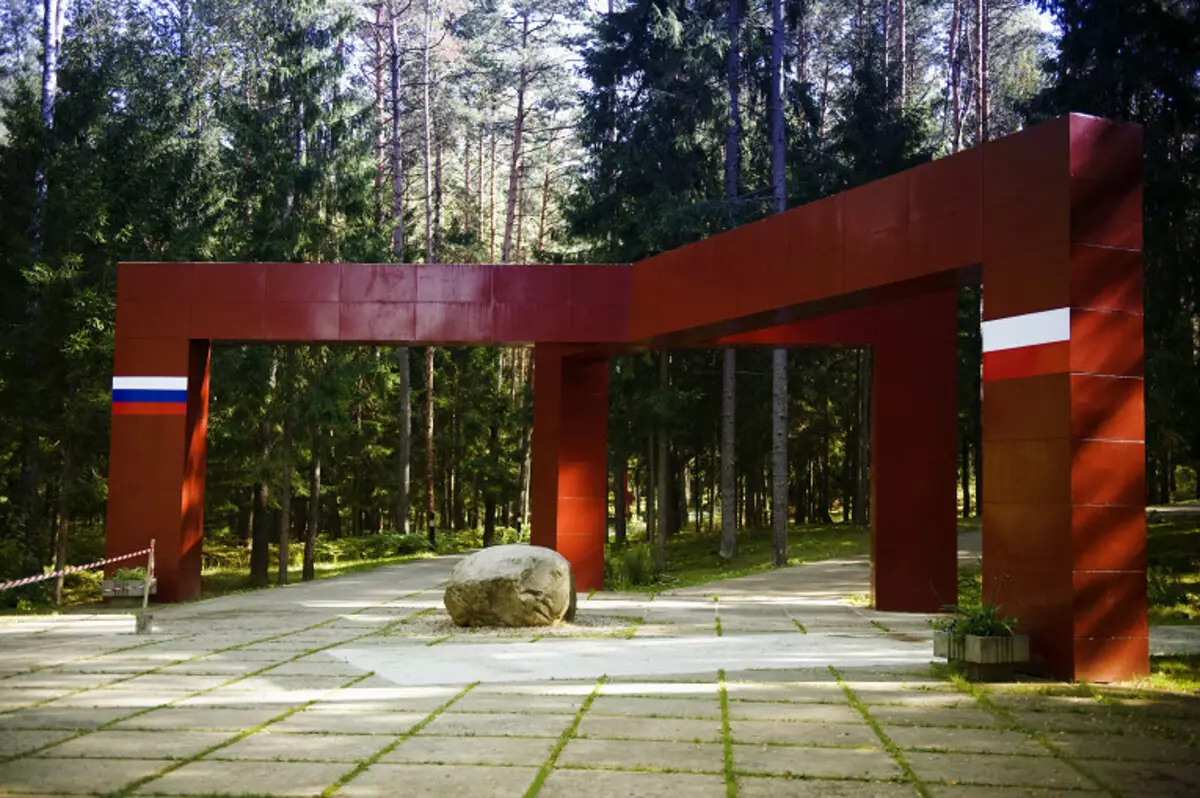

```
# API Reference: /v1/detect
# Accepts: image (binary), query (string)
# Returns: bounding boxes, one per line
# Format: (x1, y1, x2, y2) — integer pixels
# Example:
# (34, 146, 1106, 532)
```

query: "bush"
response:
(934, 601, 1017, 641)
(1148, 566, 1189, 609)
(605, 543, 662, 590)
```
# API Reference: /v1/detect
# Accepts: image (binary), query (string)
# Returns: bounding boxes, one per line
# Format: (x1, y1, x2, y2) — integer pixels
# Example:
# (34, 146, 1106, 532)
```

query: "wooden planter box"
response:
(101, 578, 156, 598)
(935, 631, 1029, 681)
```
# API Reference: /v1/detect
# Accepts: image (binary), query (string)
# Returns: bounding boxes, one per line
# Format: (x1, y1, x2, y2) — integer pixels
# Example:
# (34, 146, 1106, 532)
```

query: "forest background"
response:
(0, 0, 1196, 601)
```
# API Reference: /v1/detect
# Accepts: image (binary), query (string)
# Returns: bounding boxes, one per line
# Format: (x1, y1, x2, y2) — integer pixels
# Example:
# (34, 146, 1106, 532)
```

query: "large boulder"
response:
(444, 545, 576, 628)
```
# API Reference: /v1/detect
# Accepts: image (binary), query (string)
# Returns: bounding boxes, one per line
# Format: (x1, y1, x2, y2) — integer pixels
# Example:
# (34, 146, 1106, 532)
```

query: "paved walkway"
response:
(1, 548, 1198, 797)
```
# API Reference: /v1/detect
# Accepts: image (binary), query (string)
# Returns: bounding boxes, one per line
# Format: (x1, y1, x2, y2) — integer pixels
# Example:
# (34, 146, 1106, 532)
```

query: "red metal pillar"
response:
(981, 115, 1147, 681)
(105, 337, 211, 602)
(531, 345, 609, 590)
(870, 290, 960, 612)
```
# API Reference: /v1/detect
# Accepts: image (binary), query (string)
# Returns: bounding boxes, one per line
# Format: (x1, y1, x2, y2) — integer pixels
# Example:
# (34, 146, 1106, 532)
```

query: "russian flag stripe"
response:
(981, 308, 1070, 353)
(113, 402, 187, 417)
(112, 389, 188, 404)
(112, 376, 188, 391)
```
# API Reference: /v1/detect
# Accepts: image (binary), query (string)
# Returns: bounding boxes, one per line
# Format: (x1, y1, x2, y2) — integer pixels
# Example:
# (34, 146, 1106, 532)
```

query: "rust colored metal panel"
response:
(569, 265, 631, 342)
(415, 264, 493, 303)
(1071, 440, 1145, 507)
(266, 263, 342, 303)
(1072, 636, 1149, 683)
(870, 291, 958, 612)
(1069, 115, 1143, 180)
(493, 302, 571, 344)
(844, 170, 909, 239)
(180, 340, 211, 601)
(983, 117, 1070, 262)
(1068, 309, 1144, 377)
(982, 244, 1072, 322)
(116, 301, 191, 339)
(414, 302, 495, 344)
(530, 346, 564, 551)
(844, 226, 910, 295)
(340, 264, 417, 302)
(1070, 374, 1144, 442)
(118, 262, 194, 304)
(908, 146, 982, 223)
(1070, 245, 1143, 314)
(1070, 176, 1143, 250)
(106, 338, 195, 602)
(1072, 569, 1148, 639)
(907, 210, 982, 279)
(263, 302, 341, 341)
(190, 301, 265, 340)
(981, 374, 1070, 442)
(492, 265, 571, 305)
(192, 263, 267, 303)
(337, 303, 417, 342)
(114, 337, 191, 374)
(555, 355, 609, 591)
(1072, 505, 1146, 572)
(983, 439, 1073, 505)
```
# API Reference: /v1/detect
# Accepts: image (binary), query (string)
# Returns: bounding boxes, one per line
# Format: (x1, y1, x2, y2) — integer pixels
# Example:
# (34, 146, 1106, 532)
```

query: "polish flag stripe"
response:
(982, 308, 1071, 382)
(981, 307, 1070, 353)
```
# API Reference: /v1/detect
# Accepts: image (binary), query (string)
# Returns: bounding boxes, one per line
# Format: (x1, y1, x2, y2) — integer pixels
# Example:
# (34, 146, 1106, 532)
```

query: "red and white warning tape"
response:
(0, 548, 152, 592)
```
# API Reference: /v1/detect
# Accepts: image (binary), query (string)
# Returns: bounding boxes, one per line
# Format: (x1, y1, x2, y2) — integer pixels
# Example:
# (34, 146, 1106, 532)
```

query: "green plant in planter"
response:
(111, 567, 147, 581)
(934, 601, 1017, 642)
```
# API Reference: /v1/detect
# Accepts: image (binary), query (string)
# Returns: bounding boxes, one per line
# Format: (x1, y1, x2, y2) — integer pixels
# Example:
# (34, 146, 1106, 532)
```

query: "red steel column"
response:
(530, 346, 610, 590)
(105, 337, 211, 602)
(870, 290, 960, 612)
(982, 115, 1146, 681)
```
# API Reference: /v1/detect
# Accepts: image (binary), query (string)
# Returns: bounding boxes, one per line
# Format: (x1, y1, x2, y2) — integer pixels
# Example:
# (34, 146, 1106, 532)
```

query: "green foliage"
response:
(934, 601, 1018, 642)
(111, 567, 147, 581)
(605, 543, 663, 590)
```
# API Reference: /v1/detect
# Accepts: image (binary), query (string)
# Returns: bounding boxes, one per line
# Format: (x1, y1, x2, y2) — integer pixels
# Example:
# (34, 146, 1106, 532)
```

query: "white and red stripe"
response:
(0, 548, 151, 592)
(982, 307, 1071, 381)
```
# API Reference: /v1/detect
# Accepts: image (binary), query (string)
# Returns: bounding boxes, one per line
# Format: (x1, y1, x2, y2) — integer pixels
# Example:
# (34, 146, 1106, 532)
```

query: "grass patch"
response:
(524, 675, 607, 797)
(1146, 520, 1200, 624)
(718, 669, 737, 798)
(792, 619, 807, 634)
(1136, 654, 1200, 694)
(829, 665, 930, 798)
(615, 523, 869, 592)
(199, 551, 436, 600)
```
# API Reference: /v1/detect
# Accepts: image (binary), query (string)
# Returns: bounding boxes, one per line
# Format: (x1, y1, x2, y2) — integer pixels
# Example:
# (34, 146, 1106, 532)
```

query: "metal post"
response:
(136, 539, 155, 634)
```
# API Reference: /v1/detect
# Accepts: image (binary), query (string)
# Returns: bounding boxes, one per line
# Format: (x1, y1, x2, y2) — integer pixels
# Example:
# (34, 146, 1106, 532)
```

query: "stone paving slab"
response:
(926, 788, 1101, 797)
(884, 724, 1048, 756)
(1045, 730, 1200, 762)
(730, 718, 877, 748)
(49, 687, 193, 710)
(733, 744, 901, 779)
(576, 715, 721, 743)
(727, 700, 862, 723)
(420, 711, 574, 738)
(336, 763, 540, 797)
(538, 768, 726, 798)
(30, 729, 234, 760)
(1083, 759, 1200, 796)
(587, 696, 722, 720)
(209, 730, 393, 762)
(1009, 709, 1132, 735)
(0, 707, 132, 730)
(382, 734, 555, 766)
(558, 737, 724, 773)
(447, 692, 583, 715)
(109, 707, 284, 732)
(867, 704, 1002, 728)
(738, 777, 918, 797)
(0, 729, 76, 758)
(131, 759, 349, 796)
(268, 709, 426, 735)
(905, 750, 1093, 790)
(0, 756, 170, 795)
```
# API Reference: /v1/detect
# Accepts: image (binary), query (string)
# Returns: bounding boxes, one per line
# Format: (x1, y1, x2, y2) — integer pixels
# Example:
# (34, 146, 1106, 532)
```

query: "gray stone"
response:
(131, 759, 348, 796)
(739, 777, 916, 797)
(443, 545, 574, 627)
(730, 720, 876, 748)
(539, 769, 726, 797)
(0, 729, 76, 758)
(419, 710, 574, 738)
(905, 751, 1092, 790)
(210, 731, 392, 762)
(884, 725, 1047, 756)
(336, 763, 540, 797)
(33, 729, 234, 760)
(382, 735, 554, 765)
(562, 737, 724, 773)
(733, 744, 900, 779)
(0, 756, 170, 795)
(576, 715, 721, 743)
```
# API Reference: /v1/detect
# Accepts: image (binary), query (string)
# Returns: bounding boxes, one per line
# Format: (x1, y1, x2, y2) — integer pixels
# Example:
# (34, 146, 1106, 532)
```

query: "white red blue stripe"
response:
(112, 376, 189, 415)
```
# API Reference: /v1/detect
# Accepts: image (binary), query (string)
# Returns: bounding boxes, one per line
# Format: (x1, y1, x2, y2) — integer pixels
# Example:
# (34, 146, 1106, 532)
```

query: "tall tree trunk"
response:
(536, 159, 552, 255)
(655, 352, 669, 567)
(720, 348, 737, 559)
(514, 157, 525, 262)
(501, 13, 530, 263)
(251, 357, 278, 588)
(463, 133, 471, 235)
(396, 346, 411, 534)
(854, 350, 872, 525)
(974, 0, 984, 144)
(770, 0, 788, 567)
(278, 346, 297, 585)
(421, 0, 433, 261)
(949, 0, 962, 152)
(374, 3, 386, 225)
(425, 347, 436, 546)
(304, 444, 320, 582)
(489, 117, 497, 261)
(961, 435, 972, 519)
(980, 0, 989, 142)
(881, 0, 890, 92)
(725, 0, 741, 202)
(898, 0, 906, 104)
(433, 128, 443, 263)
(615, 461, 627, 545)
(53, 442, 70, 605)
(477, 124, 485, 240)
(389, 0, 406, 261)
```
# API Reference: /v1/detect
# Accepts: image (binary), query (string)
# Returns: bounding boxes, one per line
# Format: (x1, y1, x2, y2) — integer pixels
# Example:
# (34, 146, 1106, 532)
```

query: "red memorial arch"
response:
(106, 114, 1147, 681)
